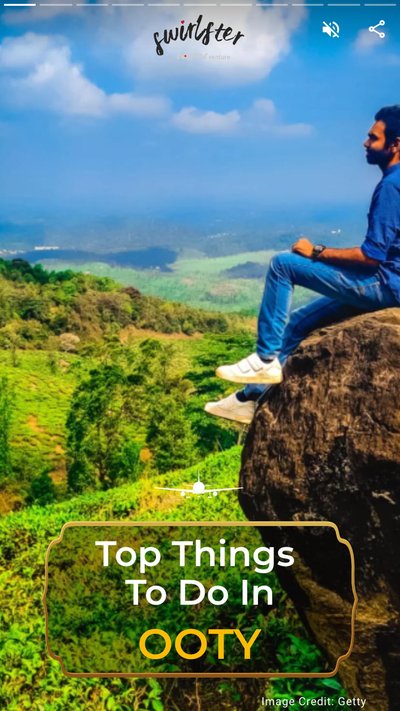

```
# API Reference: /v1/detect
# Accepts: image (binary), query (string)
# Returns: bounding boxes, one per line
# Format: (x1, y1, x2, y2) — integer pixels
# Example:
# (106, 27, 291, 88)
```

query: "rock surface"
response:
(239, 308, 400, 710)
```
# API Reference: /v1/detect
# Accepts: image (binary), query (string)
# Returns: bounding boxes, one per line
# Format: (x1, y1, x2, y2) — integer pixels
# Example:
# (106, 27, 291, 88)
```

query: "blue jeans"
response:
(243, 251, 399, 400)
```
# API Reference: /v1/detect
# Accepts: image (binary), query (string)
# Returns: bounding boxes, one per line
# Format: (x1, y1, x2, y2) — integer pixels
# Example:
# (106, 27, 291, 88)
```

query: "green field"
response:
(42, 251, 314, 315)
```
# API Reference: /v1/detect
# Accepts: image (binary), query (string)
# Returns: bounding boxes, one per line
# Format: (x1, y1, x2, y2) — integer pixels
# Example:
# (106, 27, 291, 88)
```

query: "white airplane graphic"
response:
(155, 474, 242, 498)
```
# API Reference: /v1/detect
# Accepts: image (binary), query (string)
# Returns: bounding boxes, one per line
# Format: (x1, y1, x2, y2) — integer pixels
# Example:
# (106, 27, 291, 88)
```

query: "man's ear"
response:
(392, 136, 400, 155)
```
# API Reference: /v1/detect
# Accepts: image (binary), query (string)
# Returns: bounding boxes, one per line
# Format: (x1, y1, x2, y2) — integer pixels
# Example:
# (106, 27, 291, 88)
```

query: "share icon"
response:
(369, 20, 385, 39)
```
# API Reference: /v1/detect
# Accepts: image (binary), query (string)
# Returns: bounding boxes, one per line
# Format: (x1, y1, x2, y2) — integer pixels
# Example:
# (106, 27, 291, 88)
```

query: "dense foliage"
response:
(0, 258, 244, 349)
(0, 450, 345, 710)
(0, 259, 254, 505)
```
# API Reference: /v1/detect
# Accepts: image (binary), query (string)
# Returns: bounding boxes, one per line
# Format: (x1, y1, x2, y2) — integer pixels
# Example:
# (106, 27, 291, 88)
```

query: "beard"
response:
(366, 148, 391, 165)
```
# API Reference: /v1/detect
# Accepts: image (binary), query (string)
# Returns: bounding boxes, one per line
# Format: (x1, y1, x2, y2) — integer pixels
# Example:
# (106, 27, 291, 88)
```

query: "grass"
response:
(0, 351, 77, 484)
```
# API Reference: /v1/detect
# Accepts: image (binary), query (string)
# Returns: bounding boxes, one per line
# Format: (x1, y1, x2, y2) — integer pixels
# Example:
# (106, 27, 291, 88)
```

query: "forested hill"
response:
(0, 258, 246, 349)
(0, 257, 255, 516)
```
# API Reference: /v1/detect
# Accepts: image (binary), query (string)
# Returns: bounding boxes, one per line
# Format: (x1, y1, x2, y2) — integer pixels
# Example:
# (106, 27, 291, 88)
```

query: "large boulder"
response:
(239, 308, 400, 710)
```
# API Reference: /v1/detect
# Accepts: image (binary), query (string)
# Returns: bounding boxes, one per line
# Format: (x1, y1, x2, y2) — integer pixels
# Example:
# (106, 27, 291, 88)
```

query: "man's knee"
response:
(269, 250, 297, 275)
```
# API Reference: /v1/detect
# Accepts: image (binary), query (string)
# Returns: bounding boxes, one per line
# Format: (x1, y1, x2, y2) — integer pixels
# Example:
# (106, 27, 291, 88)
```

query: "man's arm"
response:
(292, 238, 379, 267)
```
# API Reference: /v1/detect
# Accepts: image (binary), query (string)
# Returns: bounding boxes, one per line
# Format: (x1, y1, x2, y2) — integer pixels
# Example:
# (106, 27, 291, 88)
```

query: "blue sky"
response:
(0, 3, 400, 220)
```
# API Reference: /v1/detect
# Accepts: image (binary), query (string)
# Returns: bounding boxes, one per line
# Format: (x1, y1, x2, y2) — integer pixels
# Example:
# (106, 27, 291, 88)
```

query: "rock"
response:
(239, 308, 400, 710)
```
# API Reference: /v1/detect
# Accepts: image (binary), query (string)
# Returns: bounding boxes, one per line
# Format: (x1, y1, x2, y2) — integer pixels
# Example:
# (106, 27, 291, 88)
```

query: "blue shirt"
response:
(361, 163, 400, 301)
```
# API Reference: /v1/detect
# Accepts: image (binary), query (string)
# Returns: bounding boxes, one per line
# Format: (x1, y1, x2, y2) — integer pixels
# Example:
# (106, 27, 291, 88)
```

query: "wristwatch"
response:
(312, 244, 326, 260)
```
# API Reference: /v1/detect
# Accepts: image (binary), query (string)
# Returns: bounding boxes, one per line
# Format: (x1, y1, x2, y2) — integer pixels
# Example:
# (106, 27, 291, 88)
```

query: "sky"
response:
(0, 2, 400, 221)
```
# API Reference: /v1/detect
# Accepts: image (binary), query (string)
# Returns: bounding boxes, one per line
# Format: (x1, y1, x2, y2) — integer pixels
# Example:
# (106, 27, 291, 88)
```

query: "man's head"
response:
(364, 105, 400, 169)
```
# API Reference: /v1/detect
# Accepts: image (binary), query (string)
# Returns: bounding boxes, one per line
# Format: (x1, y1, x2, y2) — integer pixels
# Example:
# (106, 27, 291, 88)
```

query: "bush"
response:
(26, 469, 56, 506)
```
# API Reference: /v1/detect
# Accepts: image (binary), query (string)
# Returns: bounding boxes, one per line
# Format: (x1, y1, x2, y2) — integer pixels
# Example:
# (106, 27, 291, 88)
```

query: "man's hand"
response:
(292, 239, 379, 266)
(291, 237, 314, 258)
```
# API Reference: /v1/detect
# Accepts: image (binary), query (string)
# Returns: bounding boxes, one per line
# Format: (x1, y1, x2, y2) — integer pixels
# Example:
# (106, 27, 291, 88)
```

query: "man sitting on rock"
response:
(205, 105, 400, 424)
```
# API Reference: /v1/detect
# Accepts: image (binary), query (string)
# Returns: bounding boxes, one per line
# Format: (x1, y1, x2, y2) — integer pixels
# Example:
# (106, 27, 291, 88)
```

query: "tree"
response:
(66, 452, 93, 494)
(0, 377, 13, 481)
(66, 364, 141, 492)
(146, 394, 198, 473)
(26, 469, 56, 506)
(107, 440, 142, 486)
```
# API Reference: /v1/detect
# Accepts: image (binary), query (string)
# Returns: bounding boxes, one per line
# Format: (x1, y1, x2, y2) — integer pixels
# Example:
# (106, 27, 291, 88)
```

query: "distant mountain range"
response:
(0, 204, 366, 259)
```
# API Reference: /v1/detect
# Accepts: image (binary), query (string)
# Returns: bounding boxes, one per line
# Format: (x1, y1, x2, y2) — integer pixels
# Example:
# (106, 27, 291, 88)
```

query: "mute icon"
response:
(322, 21, 340, 39)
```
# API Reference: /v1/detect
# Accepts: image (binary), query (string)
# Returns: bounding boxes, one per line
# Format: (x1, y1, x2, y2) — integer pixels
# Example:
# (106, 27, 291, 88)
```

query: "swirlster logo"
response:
(153, 15, 245, 56)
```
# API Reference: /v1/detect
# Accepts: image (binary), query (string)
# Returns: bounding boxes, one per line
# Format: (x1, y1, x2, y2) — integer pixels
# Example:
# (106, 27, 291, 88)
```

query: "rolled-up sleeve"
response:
(361, 181, 400, 262)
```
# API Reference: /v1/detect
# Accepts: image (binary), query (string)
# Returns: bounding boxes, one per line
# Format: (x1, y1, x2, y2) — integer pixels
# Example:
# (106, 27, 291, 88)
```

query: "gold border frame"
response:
(43, 520, 358, 679)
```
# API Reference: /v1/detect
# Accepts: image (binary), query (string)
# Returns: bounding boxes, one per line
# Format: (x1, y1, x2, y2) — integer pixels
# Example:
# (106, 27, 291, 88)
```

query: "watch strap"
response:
(312, 244, 326, 260)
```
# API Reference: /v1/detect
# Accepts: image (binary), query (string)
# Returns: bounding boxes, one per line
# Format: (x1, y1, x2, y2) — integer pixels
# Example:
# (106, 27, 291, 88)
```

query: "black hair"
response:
(375, 105, 400, 145)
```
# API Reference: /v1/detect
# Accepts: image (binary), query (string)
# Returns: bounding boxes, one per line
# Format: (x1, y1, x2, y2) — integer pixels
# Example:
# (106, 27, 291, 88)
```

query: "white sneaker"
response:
(216, 353, 282, 385)
(204, 392, 256, 424)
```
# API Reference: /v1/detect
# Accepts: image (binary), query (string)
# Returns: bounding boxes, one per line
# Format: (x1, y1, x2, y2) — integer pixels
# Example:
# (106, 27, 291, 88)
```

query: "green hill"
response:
(0, 257, 249, 349)
(0, 258, 254, 513)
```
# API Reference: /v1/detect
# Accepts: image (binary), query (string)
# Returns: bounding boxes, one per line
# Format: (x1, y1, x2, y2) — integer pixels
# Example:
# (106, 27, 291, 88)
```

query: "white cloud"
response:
(244, 98, 312, 136)
(0, 33, 170, 118)
(172, 97, 313, 136)
(2, 5, 305, 89)
(353, 28, 383, 54)
(249, 98, 276, 120)
(0, 29, 313, 137)
(2, 5, 305, 87)
(353, 31, 400, 66)
(113, 5, 306, 87)
(172, 106, 240, 134)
